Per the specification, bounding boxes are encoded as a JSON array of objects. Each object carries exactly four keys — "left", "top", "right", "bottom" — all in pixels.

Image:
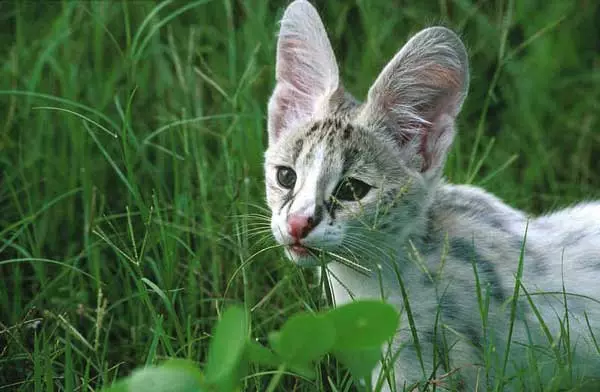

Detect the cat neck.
[
  {"left": 324, "top": 180, "right": 527, "bottom": 305},
  {"left": 324, "top": 182, "right": 440, "bottom": 305}
]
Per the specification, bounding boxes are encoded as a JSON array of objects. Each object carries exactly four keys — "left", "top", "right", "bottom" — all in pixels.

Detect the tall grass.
[{"left": 0, "top": 0, "right": 599, "bottom": 390}]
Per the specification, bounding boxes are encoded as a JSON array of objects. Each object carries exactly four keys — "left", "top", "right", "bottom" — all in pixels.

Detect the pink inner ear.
[
  {"left": 268, "top": 2, "right": 340, "bottom": 145},
  {"left": 279, "top": 39, "right": 314, "bottom": 95},
  {"left": 418, "top": 125, "right": 432, "bottom": 172},
  {"left": 271, "top": 42, "right": 330, "bottom": 142},
  {"left": 428, "top": 63, "right": 463, "bottom": 91},
  {"left": 270, "top": 86, "right": 293, "bottom": 141},
  {"left": 270, "top": 41, "right": 314, "bottom": 141}
]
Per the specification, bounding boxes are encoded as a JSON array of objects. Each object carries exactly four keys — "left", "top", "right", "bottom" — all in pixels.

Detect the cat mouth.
[
  {"left": 289, "top": 243, "right": 310, "bottom": 256},
  {"left": 288, "top": 242, "right": 324, "bottom": 257},
  {"left": 285, "top": 243, "right": 329, "bottom": 267}
]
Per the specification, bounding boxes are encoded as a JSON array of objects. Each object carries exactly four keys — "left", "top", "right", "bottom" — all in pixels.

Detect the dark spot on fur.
[
  {"left": 334, "top": 117, "right": 343, "bottom": 129},
  {"left": 487, "top": 216, "right": 508, "bottom": 231},
  {"left": 303, "top": 148, "right": 315, "bottom": 165},
  {"left": 449, "top": 239, "right": 507, "bottom": 303},
  {"left": 342, "top": 148, "right": 359, "bottom": 174},
  {"left": 404, "top": 200, "right": 420, "bottom": 220},
  {"left": 324, "top": 199, "right": 338, "bottom": 220},
  {"left": 378, "top": 221, "right": 391, "bottom": 231},
  {"left": 420, "top": 210, "right": 439, "bottom": 246},
  {"left": 329, "top": 118, "right": 343, "bottom": 142},
  {"left": 319, "top": 117, "right": 347, "bottom": 147},
  {"left": 382, "top": 189, "right": 398, "bottom": 206},
  {"left": 421, "top": 329, "right": 436, "bottom": 345},
  {"left": 342, "top": 123, "right": 354, "bottom": 140},
  {"left": 279, "top": 191, "right": 293, "bottom": 214},
  {"left": 434, "top": 333, "right": 452, "bottom": 374},
  {"left": 562, "top": 231, "right": 587, "bottom": 247},
  {"left": 306, "top": 121, "right": 321, "bottom": 138},
  {"left": 292, "top": 138, "right": 304, "bottom": 163},
  {"left": 421, "top": 271, "right": 437, "bottom": 286},
  {"left": 313, "top": 204, "right": 324, "bottom": 227},
  {"left": 326, "top": 127, "right": 336, "bottom": 146},
  {"left": 512, "top": 236, "right": 548, "bottom": 274},
  {"left": 440, "top": 293, "right": 460, "bottom": 321},
  {"left": 440, "top": 293, "right": 483, "bottom": 353},
  {"left": 464, "top": 326, "right": 483, "bottom": 350}
]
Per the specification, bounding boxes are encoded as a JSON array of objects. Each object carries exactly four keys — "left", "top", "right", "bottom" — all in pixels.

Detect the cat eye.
[
  {"left": 333, "top": 178, "right": 372, "bottom": 201},
  {"left": 276, "top": 166, "right": 296, "bottom": 189}
]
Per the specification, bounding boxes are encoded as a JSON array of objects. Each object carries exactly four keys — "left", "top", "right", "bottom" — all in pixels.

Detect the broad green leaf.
[
  {"left": 127, "top": 360, "right": 205, "bottom": 392},
  {"left": 273, "top": 312, "right": 335, "bottom": 366},
  {"left": 99, "top": 381, "right": 128, "bottom": 392},
  {"left": 162, "top": 359, "right": 205, "bottom": 377},
  {"left": 287, "top": 361, "right": 317, "bottom": 379},
  {"left": 245, "top": 339, "right": 281, "bottom": 368},
  {"left": 268, "top": 331, "right": 281, "bottom": 353},
  {"left": 334, "top": 346, "right": 382, "bottom": 382},
  {"left": 325, "top": 300, "right": 399, "bottom": 350},
  {"left": 99, "top": 359, "right": 205, "bottom": 392},
  {"left": 204, "top": 306, "right": 248, "bottom": 386}
]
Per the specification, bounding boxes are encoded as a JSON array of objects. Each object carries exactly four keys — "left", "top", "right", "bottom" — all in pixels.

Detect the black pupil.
[
  {"left": 334, "top": 178, "right": 371, "bottom": 201},
  {"left": 277, "top": 167, "right": 296, "bottom": 189}
]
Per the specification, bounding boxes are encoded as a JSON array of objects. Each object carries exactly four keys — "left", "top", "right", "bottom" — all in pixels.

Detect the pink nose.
[{"left": 287, "top": 214, "right": 315, "bottom": 240}]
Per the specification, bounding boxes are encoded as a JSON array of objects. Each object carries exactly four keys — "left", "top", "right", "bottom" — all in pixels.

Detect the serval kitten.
[{"left": 264, "top": 1, "right": 600, "bottom": 390}]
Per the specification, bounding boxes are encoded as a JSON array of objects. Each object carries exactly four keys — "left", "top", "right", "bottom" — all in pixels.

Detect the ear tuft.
[
  {"left": 267, "top": 0, "right": 340, "bottom": 145},
  {"left": 358, "top": 27, "right": 469, "bottom": 175}
]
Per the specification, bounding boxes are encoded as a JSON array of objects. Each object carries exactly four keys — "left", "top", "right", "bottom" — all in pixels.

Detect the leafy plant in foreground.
[{"left": 101, "top": 300, "right": 399, "bottom": 392}]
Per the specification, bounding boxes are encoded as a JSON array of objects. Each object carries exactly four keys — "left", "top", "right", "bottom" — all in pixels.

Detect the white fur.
[{"left": 265, "top": 1, "right": 600, "bottom": 390}]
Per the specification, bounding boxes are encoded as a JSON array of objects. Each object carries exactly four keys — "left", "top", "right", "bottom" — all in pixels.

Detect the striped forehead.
[{"left": 291, "top": 118, "right": 357, "bottom": 165}]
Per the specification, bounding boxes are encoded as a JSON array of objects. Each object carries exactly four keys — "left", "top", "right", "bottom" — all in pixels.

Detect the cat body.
[{"left": 264, "top": 1, "right": 600, "bottom": 389}]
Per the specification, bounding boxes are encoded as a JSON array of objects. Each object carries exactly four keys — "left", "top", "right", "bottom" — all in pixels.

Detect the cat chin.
[{"left": 284, "top": 247, "right": 325, "bottom": 268}]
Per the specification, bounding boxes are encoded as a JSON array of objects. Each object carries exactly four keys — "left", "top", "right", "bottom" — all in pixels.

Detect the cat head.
[{"left": 264, "top": 0, "right": 469, "bottom": 267}]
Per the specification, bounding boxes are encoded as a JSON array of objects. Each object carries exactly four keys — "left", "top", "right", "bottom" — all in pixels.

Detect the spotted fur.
[{"left": 264, "top": 1, "right": 600, "bottom": 390}]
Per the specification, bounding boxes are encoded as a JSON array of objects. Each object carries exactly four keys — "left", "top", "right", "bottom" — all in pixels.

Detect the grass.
[{"left": 0, "top": 0, "right": 599, "bottom": 390}]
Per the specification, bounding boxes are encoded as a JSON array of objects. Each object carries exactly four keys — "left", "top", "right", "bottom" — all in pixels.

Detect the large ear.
[
  {"left": 267, "top": 0, "right": 340, "bottom": 145},
  {"left": 358, "top": 27, "right": 469, "bottom": 176}
]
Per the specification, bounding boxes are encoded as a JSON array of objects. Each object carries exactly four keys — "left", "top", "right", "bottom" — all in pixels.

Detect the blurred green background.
[{"left": 0, "top": 0, "right": 599, "bottom": 390}]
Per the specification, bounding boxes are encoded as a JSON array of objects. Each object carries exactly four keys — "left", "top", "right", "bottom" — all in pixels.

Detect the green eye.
[
  {"left": 333, "top": 178, "right": 371, "bottom": 201},
  {"left": 276, "top": 166, "right": 296, "bottom": 189}
]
